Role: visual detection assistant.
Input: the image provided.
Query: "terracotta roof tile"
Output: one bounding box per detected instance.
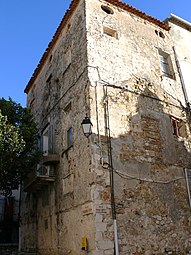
[24,0,170,93]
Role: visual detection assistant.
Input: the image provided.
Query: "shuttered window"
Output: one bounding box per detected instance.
[67,127,73,148]
[42,124,54,155]
[159,51,174,79]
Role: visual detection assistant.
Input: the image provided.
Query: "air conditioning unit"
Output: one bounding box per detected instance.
[36,164,54,177]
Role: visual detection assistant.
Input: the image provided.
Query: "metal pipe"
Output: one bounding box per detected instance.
[173,46,189,104]
[114,219,119,255]
[173,46,191,123]
[103,84,119,255]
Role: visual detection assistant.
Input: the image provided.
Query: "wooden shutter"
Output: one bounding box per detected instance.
[48,125,54,154]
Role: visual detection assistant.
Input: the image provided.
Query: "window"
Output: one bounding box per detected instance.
[159,51,174,79]
[171,117,187,137]
[171,117,179,136]
[155,30,165,38]
[42,124,53,155]
[49,55,52,62]
[64,47,71,71]
[159,31,165,38]
[46,73,52,83]
[29,98,35,109]
[103,26,117,38]
[64,102,71,113]
[101,5,114,14]
[67,127,73,148]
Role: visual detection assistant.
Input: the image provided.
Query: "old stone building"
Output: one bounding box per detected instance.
[21,0,191,254]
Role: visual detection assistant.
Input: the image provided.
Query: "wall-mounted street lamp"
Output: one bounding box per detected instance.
[81,115,93,138]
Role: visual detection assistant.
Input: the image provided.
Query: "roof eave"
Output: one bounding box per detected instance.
[24,0,170,94]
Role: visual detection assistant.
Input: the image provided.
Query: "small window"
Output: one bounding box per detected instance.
[42,124,53,155]
[64,47,71,71]
[159,31,165,38]
[103,26,117,38]
[155,30,159,36]
[155,30,165,38]
[46,73,52,83]
[43,126,49,155]
[67,127,73,148]
[171,117,187,137]
[159,51,174,79]
[171,117,179,136]
[101,5,114,14]
[49,55,52,62]
[67,23,71,31]
[29,98,35,109]
[64,102,71,113]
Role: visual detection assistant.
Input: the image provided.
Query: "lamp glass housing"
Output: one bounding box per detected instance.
[81,116,92,138]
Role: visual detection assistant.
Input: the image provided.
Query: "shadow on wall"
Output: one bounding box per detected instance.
[104,86,191,172]
[99,86,191,253]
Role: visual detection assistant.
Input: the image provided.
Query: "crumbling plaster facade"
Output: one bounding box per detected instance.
[21,0,191,255]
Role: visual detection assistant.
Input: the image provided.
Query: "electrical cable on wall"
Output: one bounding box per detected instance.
[39,64,187,130]
[103,83,119,255]
[88,65,185,110]
[114,168,184,184]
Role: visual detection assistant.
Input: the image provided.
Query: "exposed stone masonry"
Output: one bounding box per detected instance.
[21,0,191,254]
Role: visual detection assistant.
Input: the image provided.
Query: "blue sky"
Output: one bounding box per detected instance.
[0,0,190,106]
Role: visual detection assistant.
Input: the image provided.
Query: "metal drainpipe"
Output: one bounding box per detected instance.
[173,48,191,210]
[104,84,119,255]
[173,46,191,113]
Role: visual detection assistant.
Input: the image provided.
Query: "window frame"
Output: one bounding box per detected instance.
[159,50,175,79]
[64,47,71,70]
[67,127,73,149]
[42,124,54,155]
[103,26,117,38]
[170,116,187,138]
[171,117,180,137]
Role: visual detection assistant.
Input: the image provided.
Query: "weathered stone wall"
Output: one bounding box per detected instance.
[21,0,97,254]
[86,0,191,254]
[20,192,37,253]
[21,0,191,254]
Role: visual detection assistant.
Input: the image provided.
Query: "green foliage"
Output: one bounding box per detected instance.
[0,98,40,195]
